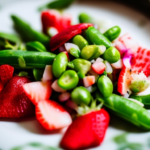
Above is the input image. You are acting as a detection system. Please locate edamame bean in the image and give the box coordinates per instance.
[103,26,121,41]
[79,13,93,23]
[103,47,120,63]
[72,35,88,50]
[52,52,68,78]
[97,75,113,97]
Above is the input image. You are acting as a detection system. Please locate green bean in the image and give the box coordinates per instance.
[33,68,44,81]
[78,13,93,23]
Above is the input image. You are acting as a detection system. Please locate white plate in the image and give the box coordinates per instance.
[0,0,150,150]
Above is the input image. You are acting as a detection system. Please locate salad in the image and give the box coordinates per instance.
[0,1,150,150]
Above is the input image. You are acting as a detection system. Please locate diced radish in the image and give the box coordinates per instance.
[62,51,70,61]
[64,43,80,52]
[36,100,72,130]
[92,58,105,75]
[111,59,123,69]
[42,65,53,82]
[23,80,52,105]
[65,100,78,111]
[83,76,95,87]
[104,61,113,74]
[58,92,71,102]
[88,69,99,81]
[59,45,66,52]
[51,80,66,92]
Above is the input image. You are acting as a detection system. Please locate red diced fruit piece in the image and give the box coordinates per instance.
[36,100,72,130]
[92,59,106,74]
[131,47,150,76]
[117,67,132,95]
[50,23,93,51]
[41,10,71,34]
[83,76,95,87]
[0,76,35,118]
[23,80,52,105]
[0,64,14,86]
[60,109,110,150]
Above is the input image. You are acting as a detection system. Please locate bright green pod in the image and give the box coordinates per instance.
[97,93,150,130]
[85,27,112,48]
[70,48,81,58]
[72,35,89,50]
[78,13,93,23]
[33,68,44,81]
[52,52,68,78]
[97,75,113,98]
[0,50,56,69]
[58,70,79,90]
[71,59,91,75]
[103,46,120,63]
[18,71,28,77]
[103,26,121,41]
[26,41,47,52]
[71,86,91,105]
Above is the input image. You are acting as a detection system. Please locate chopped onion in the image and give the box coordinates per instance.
[42,65,53,82]
[51,80,66,93]
[58,92,71,102]
[64,43,79,52]
[104,61,113,74]
[111,59,123,69]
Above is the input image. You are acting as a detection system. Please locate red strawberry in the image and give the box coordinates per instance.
[92,59,106,74]
[41,10,71,34]
[0,76,35,118]
[36,100,72,130]
[0,80,4,92]
[50,23,93,51]
[131,47,150,76]
[0,64,14,86]
[23,80,52,105]
[60,109,109,150]
[117,67,132,95]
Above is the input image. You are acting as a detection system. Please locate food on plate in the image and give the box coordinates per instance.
[0,3,150,150]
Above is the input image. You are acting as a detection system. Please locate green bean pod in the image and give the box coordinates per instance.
[130,94,150,109]
[0,50,56,69]
[96,93,150,130]
[78,13,93,23]
[85,27,112,48]
[103,26,121,41]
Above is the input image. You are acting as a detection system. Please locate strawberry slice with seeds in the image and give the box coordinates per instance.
[41,10,71,34]
[0,64,14,86]
[117,67,132,95]
[50,23,93,51]
[60,109,109,150]
[0,76,35,118]
[131,47,150,76]
[23,80,52,105]
[36,100,72,130]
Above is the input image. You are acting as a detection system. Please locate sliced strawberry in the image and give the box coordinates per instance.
[92,59,106,74]
[50,23,93,51]
[0,64,14,86]
[131,47,150,76]
[42,65,53,82]
[36,100,72,130]
[60,109,109,150]
[0,76,35,118]
[83,76,95,87]
[41,10,71,34]
[23,80,52,105]
[117,67,132,95]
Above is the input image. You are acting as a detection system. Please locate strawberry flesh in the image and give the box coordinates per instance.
[50,23,93,51]
[36,100,72,130]
[0,64,14,86]
[0,76,35,118]
[60,109,109,150]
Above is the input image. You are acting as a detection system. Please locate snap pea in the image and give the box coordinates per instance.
[85,27,112,48]
[103,46,120,63]
[18,71,28,77]
[0,50,56,69]
[103,26,121,41]
[79,13,93,23]
[70,48,81,58]
[97,75,113,97]
[71,59,91,75]
[130,94,150,109]
[96,93,150,130]
[81,45,103,60]
[72,35,88,50]
[33,68,44,81]
[58,70,79,90]
[11,15,50,46]
[26,41,47,52]
[52,52,68,78]
[71,86,91,105]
